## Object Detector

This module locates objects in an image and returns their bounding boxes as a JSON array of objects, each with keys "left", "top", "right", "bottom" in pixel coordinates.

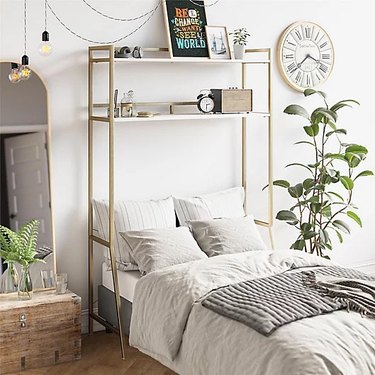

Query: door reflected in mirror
[{"left": 0, "top": 61, "right": 55, "bottom": 292}]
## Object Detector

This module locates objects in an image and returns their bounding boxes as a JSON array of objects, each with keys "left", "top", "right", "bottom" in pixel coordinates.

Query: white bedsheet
[
  {"left": 101, "top": 262, "right": 141, "bottom": 303},
  {"left": 130, "top": 250, "right": 375, "bottom": 375}
]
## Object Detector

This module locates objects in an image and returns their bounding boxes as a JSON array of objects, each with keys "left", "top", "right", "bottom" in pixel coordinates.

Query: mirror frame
[{"left": 0, "top": 60, "right": 57, "bottom": 291}]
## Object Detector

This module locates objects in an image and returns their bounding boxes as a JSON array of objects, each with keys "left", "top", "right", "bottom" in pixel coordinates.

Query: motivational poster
[{"left": 163, "top": 0, "right": 209, "bottom": 58}]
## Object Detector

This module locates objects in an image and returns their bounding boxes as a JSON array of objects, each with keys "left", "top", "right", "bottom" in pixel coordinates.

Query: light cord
[
  {"left": 81, "top": 0, "right": 160, "bottom": 22},
  {"left": 44, "top": 0, "right": 47, "bottom": 30},
  {"left": 46, "top": 0, "right": 161, "bottom": 44},
  {"left": 24, "top": 0, "right": 27, "bottom": 55}
]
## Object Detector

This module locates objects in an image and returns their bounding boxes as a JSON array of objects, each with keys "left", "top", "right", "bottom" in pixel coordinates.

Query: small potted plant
[
  {"left": 230, "top": 28, "right": 251, "bottom": 59},
  {"left": 0, "top": 220, "right": 43, "bottom": 299}
]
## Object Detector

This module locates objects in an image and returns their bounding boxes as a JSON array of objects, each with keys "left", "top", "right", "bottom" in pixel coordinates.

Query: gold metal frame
[{"left": 87, "top": 46, "right": 274, "bottom": 359}]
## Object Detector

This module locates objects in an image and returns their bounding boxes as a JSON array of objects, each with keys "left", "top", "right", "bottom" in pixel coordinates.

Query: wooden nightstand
[{"left": 0, "top": 290, "right": 81, "bottom": 374}]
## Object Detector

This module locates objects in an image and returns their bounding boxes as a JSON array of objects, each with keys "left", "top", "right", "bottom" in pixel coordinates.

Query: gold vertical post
[
  {"left": 88, "top": 48, "right": 94, "bottom": 334},
  {"left": 241, "top": 62, "right": 247, "bottom": 214},
  {"left": 107, "top": 45, "right": 126, "bottom": 359}
]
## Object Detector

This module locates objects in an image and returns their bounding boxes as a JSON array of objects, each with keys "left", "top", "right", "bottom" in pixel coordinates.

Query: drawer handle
[{"left": 19, "top": 313, "right": 27, "bottom": 328}]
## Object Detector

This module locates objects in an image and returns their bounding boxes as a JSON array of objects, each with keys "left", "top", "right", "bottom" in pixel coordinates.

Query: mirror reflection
[{"left": 0, "top": 61, "right": 54, "bottom": 291}]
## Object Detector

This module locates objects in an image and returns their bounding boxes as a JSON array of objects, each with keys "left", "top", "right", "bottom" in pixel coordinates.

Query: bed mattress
[{"left": 101, "top": 262, "right": 141, "bottom": 303}]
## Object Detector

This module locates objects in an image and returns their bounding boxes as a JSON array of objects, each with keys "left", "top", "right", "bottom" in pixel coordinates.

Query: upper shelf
[{"left": 91, "top": 57, "right": 270, "bottom": 64}]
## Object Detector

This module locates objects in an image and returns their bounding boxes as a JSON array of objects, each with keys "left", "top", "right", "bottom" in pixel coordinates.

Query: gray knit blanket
[{"left": 201, "top": 266, "right": 375, "bottom": 336}]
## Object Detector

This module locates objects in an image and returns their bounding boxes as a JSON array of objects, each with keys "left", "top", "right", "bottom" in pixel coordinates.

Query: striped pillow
[
  {"left": 173, "top": 187, "right": 245, "bottom": 227},
  {"left": 93, "top": 197, "right": 176, "bottom": 271}
]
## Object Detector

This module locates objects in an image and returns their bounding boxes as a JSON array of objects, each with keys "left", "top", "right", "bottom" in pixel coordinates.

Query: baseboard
[
  {"left": 81, "top": 308, "right": 105, "bottom": 334},
  {"left": 349, "top": 261, "right": 375, "bottom": 275}
]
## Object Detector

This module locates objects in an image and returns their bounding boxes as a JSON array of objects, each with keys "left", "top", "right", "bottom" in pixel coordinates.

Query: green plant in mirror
[
  {"left": 271, "top": 89, "right": 373, "bottom": 258},
  {"left": 0, "top": 219, "right": 43, "bottom": 267}
]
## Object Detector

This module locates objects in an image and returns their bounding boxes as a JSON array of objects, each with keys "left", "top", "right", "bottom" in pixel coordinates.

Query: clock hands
[{"left": 297, "top": 54, "right": 320, "bottom": 68}]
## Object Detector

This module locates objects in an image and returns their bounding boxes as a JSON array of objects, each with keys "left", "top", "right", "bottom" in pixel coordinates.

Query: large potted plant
[
  {"left": 271, "top": 89, "right": 373, "bottom": 258},
  {"left": 0, "top": 220, "right": 43, "bottom": 299},
  {"left": 229, "top": 28, "right": 250, "bottom": 59}
]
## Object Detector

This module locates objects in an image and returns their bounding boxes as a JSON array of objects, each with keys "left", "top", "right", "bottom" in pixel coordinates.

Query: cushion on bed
[
  {"left": 188, "top": 215, "right": 267, "bottom": 257},
  {"left": 173, "top": 187, "right": 245, "bottom": 227},
  {"left": 120, "top": 227, "right": 207, "bottom": 275},
  {"left": 93, "top": 197, "right": 176, "bottom": 271}
]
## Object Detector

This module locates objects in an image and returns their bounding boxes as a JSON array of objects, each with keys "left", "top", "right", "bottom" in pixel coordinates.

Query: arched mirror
[{"left": 0, "top": 61, "right": 56, "bottom": 292}]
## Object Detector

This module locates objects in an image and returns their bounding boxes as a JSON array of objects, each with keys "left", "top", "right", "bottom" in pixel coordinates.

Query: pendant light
[
  {"left": 8, "top": 63, "right": 21, "bottom": 84},
  {"left": 19, "top": 0, "right": 31, "bottom": 81},
  {"left": 39, "top": 0, "right": 52, "bottom": 56}
]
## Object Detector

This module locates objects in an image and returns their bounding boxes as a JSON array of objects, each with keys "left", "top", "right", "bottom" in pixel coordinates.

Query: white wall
[{"left": 1, "top": 0, "right": 374, "bottom": 309}]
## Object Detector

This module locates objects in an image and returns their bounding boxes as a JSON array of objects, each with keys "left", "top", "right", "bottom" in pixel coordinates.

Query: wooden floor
[{"left": 15, "top": 332, "right": 176, "bottom": 375}]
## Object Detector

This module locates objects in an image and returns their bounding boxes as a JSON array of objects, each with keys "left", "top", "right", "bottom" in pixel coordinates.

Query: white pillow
[
  {"left": 120, "top": 227, "right": 207, "bottom": 275},
  {"left": 93, "top": 197, "right": 176, "bottom": 271},
  {"left": 188, "top": 215, "right": 267, "bottom": 257},
  {"left": 173, "top": 187, "right": 245, "bottom": 227}
]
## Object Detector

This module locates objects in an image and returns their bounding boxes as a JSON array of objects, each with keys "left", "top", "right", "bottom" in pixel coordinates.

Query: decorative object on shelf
[
  {"left": 197, "top": 89, "right": 215, "bottom": 113},
  {"left": 41, "top": 269, "right": 55, "bottom": 288},
  {"left": 137, "top": 111, "right": 155, "bottom": 118},
  {"left": 268, "top": 89, "right": 373, "bottom": 258},
  {"left": 211, "top": 88, "right": 253, "bottom": 113},
  {"left": 121, "top": 90, "right": 135, "bottom": 117},
  {"left": 132, "top": 46, "right": 144, "bottom": 58},
  {"left": 108, "top": 89, "right": 120, "bottom": 117},
  {"left": 39, "top": 0, "right": 52, "bottom": 56},
  {"left": 55, "top": 273, "right": 68, "bottom": 294},
  {"left": 229, "top": 28, "right": 250, "bottom": 60},
  {"left": 0, "top": 220, "right": 44, "bottom": 300},
  {"left": 9, "top": 0, "right": 31, "bottom": 82},
  {"left": 3, "top": 261, "right": 19, "bottom": 294},
  {"left": 205, "top": 26, "right": 231, "bottom": 60},
  {"left": 163, "top": 0, "right": 209, "bottom": 58},
  {"left": 114, "top": 46, "right": 132, "bottom": 58},
  {"left": 277, "top": 21, "right": 335, "bottom": 91}
]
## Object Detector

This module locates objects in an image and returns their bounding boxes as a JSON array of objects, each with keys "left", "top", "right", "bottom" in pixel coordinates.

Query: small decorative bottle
[{"left": 121, "top": 90, "right": 135, "bottom": 117}]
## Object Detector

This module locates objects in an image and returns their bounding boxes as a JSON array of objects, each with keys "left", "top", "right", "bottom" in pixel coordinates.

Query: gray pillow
[
  {"left": 120, "top": 227, "right": 207, "bottom": 275},
  {"left": 188, "top": 215, "right": 267, "bottom": 257}
]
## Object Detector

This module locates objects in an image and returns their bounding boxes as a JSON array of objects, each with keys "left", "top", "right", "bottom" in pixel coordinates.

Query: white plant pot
[{"left": 233, "top": 44, "right": 245, "bottom": 60}]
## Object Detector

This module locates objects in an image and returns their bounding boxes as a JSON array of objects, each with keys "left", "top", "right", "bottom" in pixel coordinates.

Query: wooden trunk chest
[{"left": 0, "top": 290, "right": 81, "bottom": 374}]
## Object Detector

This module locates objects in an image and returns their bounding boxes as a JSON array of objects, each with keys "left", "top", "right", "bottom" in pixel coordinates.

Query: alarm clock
[{"left": 197, "top": 90, "right": 215, "bottom": 113}]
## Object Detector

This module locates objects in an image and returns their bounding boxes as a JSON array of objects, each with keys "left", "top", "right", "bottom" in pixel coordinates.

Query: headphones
[{"left": 114, "top": 46, "right": 143, "bottom": 59}]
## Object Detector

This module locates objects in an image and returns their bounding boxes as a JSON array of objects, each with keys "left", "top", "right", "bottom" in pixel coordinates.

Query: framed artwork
[
  {"left": 205, "top": 26, "right": 231, "bottom": 60},
  {"left": 162, "top": 0, "right": 209, "bottom": 58}
]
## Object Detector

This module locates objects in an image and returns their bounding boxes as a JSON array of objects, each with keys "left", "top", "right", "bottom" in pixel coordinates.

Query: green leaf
[
  {"left": 322, "top": 205, "right": 332, "bottom": 218},
  {"left": 326, "top": 128, "right": 347, "bottom": 137},
  {"left": 339, "top": 176, "right": 354, "bottom": 190},
  {"left": 303, "top": 231, "right": 318, "bottom": 240},
  {"left": 304, "top": 88, "right": 327, "bottom": 99},
  {"left": 332, "top": 220, "right": 351, "bottom": 234},
  {"left": 303, "top": 178, "right": 315, "bottom": 190},
  {"left": 347, "top": 211, "right": 362, "bottom": 227},
  {"left": 301, "top": 223, "right": 312, "bottom": 232},
  {"left": 285, "top": 163, "right": 314, "bottom": 175},
  {"left": 294, "top": 140, "right": 315, "bottom": 147},
  {"left": 330, "top": 99, "right": 360, "bottom": 112},
  {"left": 311, "top": 107, "right": 337, "bottom": 125},
  {"left": 273, "top": 180, "right": 290, "bottom": 188},
  {"left": 310, "top": 203, "right": 322, "bottom": 213},
  {"left": 354, "top": 170, "right": 374, "bottom": 180},
  {"left": 345, "top": 144, "right": 368, "bottom": 155},
  {"left": 335, "top": 230, "right": 343, "bottom": 243},
  {"left": 276, "top": 210, "right": 298, "bottom": 223},
  {"left": 325, "top": 153, "right": 346, "bottom": 162},
  {"left": 303, "top": 125, "right": 319, "bottom": 137},
  {"left": 320, "top": 229, "right": 330, "bottom": 245},
  {"left": 284, "top": 104, "right": 310, "bottom": 119},
  {"left": 288, "top": 183, "right": 303, "bottom": 198},
  {"left": 325, "top": 191, "right": 345, "bottom": 202},
  {"left": 290, "top": 240, "right": 306, "bottom": 250}
]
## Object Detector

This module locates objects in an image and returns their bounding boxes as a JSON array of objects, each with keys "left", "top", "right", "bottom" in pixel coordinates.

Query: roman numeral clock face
[{"left": 278, "top": 22, "right": 334, "bottom": 91}]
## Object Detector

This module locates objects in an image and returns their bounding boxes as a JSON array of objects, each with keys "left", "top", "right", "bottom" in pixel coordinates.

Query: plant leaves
[
  {"left": 335, "top": 230, "right": 343, "bottom": 243},
  {"left": 304, "top": 88, "right": 327, "bottom": 99},
  {"left": 330, "top": 99, "right": 360, "bottom": 112},
  {"left": 347, "top": 211, "right": 362, "bottom": 227},
  {"left": 288, "top": 183, "right": 303, "bottom": 198},
  {"left": 332, "top": 220, "right": 351, "bottom": 234},
  {"left": 339, "top": 176, "right": 354, "bottom": 190},
  {"left": 325, "top": 191, "right": 345, "bottom": 202},
  {"left": 276, "top": 210, "right": 298, "bottom": 223},
  {"left": 326, "top": 128, "right": 347, "bottom": 137},
  {"left": 303, "top": 178, "right": 315, "bottom": 190},
  {"left": 354, "top": 170, "right": 374, "bottom": 180},
  {"left": 311, "top": 107, "right": 337, "bottom": 125},
  {"left": 303, "top": 125, "right": 319, "bottom": 137},
  {"left": 272, "top": 180, "right": 290, "bottom": 188},
  {"left": 294, "top": 140, "right": 315, "bottom": 147},
  {"left": 303, "top": 231, "right": 318, "bottom": 240},
  {"left": 284, "top": 104, "right": 310, "bottom": 119},
  {"left": 285, "top": 163, "right": 314, "bottom": 175},
  {"left": 345, "top": 144, "right": 368, "bottom": 155},
  {"left": 290, "top": 240, "right": 306, "bottom": 250}
]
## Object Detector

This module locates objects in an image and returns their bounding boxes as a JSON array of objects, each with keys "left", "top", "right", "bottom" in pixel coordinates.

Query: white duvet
[{"left": 130, "top": 250, "right": 375, "bottom": 375}]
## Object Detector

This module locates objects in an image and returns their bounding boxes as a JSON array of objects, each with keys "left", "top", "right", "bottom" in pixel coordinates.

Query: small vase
[
  {"left": 18, "top": 265, "right": 33, "bottom": 300},
  {"left": 4, "top": 261, "right": 19, "bottom": 293},
  {"left": 233, "top": 44, "right": 245, "bottom": 60}
]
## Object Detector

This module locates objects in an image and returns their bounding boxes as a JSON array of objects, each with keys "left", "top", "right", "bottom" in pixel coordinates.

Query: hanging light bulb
[
  {"left": 19, "top": 55, "right": 31, "bottom": 81},
  {"left": 8, "top": 63, "right": 21, "bottom": 83},
  {"left": 39, "top": 30, "right": 52, "bottom": 56}
]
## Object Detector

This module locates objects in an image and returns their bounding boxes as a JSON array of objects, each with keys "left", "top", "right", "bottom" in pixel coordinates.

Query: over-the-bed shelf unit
[{"left": 87, "top": 45, "right": 274, "bottom": 359}]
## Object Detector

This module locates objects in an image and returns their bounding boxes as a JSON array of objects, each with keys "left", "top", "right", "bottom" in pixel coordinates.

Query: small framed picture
[{"left": 205, "top": 26, "right": 231, "bottom": 60}]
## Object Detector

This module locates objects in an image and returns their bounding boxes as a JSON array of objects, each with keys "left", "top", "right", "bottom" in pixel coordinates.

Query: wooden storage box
[{"left": 0, "top": 290, "right": 81, "bottom": 374}]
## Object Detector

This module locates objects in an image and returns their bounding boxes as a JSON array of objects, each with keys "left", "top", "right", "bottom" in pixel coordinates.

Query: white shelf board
[
  {"left": 110, "top": 112, "right": 270, "bottom": 123},
  {"left": 112, "top": 58, "right": 270, "bottom": 64}
]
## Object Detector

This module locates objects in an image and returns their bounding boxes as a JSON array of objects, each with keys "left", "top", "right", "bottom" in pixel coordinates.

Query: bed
[{"left": 93, "top": 188, "right": 375, "bottom": 374}]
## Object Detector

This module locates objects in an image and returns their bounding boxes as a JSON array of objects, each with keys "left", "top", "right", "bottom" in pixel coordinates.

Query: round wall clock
[{"left": 277, "top": 21, "right": 335, "bottom": 91}]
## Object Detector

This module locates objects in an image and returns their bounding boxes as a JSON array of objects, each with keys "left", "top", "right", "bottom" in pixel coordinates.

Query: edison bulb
[
  {"left": 19, "top": 65, "right": 31, "bottom": 80},
  {"left": 8, "top": 68, "right": 21, "bottom": 83},
  {"left": 39, "top": 30, "right": 52, "bottom": 56}
]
